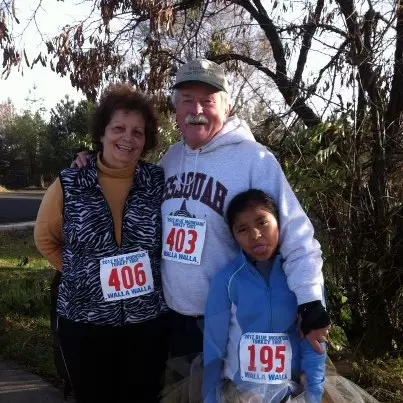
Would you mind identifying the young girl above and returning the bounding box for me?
[203,189,326,403]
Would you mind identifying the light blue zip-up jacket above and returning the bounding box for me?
[203,253,326,403]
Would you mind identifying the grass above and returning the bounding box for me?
[0,230,402,401]
[0,229,60,385]
[351,358,403,402]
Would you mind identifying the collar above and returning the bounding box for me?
[74,155,148,191]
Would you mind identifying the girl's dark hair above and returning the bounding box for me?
[226,189,279,233]
[90,83,158,156]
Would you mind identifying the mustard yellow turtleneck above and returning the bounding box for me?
[34,154,137,271]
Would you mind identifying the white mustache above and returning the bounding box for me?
[185,114,209,125]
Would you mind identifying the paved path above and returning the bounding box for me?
[0,361,65,403]
[0,193,43,224]
[0,221,35,232]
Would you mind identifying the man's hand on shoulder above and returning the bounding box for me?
[71,151,90,168]
[298,300,331,355]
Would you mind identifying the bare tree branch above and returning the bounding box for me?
[306,39,348,97]
[232,0,287,78]
[211,52,276,79]
[293,0,325,86]
[385,0,403,157]
[385,0,403,130]
[211,51,321,126]
[277,23,348,38]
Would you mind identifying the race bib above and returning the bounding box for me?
[162,215,207,265]
[100,251,154,302]
[239,333,292,384]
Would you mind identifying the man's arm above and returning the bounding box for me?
[250,147,323,304]
[34,179,64,271]
[71,150,91,168]
[250,146,330,352]
[203,275,232,403]
[299,301,331,354]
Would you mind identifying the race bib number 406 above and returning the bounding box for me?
[100,251,154,302]
[239,333,292,384]
[162,216,206,265]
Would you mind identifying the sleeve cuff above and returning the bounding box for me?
[294,284,323,305]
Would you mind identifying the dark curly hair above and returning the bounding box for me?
[90,83,158,156]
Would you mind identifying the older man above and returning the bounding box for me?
[160,59,329,358]
[73,59,330,358]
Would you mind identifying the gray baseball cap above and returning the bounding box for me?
[173,59,229,93]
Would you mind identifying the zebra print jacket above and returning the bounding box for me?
[57,156,168,326]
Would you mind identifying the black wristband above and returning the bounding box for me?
[298,300,331,335]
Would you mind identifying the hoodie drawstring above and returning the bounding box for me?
[174,142,202,191]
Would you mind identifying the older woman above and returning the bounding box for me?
[35,84,168,403]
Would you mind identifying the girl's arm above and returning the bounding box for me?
[300,338,326,402]
[203,273,232,403]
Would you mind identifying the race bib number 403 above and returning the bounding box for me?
[239,333,292,384]
[162,216,206,265]
[100,251,154,302]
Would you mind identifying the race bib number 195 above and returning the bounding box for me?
[162,216,206,265]
[100,251,154,302]
[239,333,292,384]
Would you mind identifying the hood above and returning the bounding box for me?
[182,116,256,154]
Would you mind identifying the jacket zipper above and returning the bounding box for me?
[248,260,273,332]
[268,277,272,333]
[98,184,131,327]
[119,197,129,327]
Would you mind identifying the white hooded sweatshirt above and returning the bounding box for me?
[160,116,323,316]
